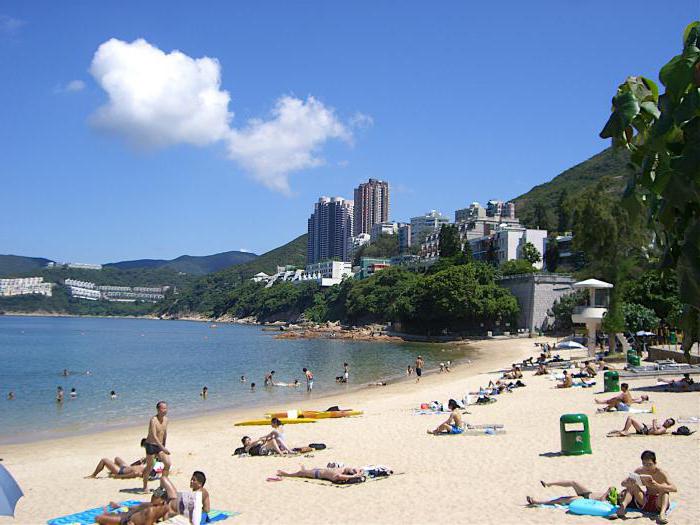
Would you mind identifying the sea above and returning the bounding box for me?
[0,315,471,444]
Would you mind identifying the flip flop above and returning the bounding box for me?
[266,476,283,482]
[540,481,546,488]
[526,496,535,505]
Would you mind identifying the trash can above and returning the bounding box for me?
[627,349,641,367]
[669,332,677,344]
[604,371,620,392]
[560,414,592,455]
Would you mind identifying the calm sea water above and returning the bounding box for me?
[0,316,469,444]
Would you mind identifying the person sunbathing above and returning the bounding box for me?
[95,488,170,525]
[534,363,549,376]
[658,373,695,391]
[241,421,290,456]
[526,479,617,506]
[607,417,675,437]
[86,456,152,479]
[502,365,523,379]
[427,399,464,434]
[573,361,597,378]
[277,465,365,484]
[556,371,573,389]
[595,383,649,411]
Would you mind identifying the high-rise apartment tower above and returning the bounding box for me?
[353,178,389,236]
[307,197,354,264]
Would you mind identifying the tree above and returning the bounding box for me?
[352,234,399,266]
[500,259,536,276]
[438,224,460,258]
[623,269,683,326]
[533,201,551,231]
[600,21,700,359]
[623,303,660,333]
[462,239,473,261]
[520,242,542,265]
[549,290,587,332]
[544,235,559,272]
[557,189,570,233]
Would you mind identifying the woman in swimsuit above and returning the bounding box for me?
[427,399,464,435]
[526,480,617,506]
[86,456,150,479]
[277,465,365,483]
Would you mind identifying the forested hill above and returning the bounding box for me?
[106,250,258,276]
[0,255,55,276]
[512,147,633,230]
[160,234,308,315]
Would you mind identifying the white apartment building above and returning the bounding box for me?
[470,225,547,269]
[65,280,166,302]
[65,279,96,289]
[370,221,398,241]
[0,277,53,297]
[69,286,101,301]
[67,262,103,270]
[410,210,450,245]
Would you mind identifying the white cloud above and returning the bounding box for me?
[66,79,85,92]
[88,38,366,194]
[0,14,24,36]
[89,38,232,148]
[227,96,351,194]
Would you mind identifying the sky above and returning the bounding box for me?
[0,1,696,263]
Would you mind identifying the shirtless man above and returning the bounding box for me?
[142,401,171,492]
[607,417,675,437]
[556,370,573,389]
[614,450,676,523]
[95,488,170,525]
[595,383,649,411]
[160,472,211,523]
[526,479,617,506]
[658,373,695,391]
[415,356,424,383]
[427,399,464,434]
[277,465,365,484]
[86,456,152,479]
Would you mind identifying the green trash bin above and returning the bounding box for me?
[627,349,641,367]
[604,370,620,392]
[560,414,592,455]
[670,332,677,344]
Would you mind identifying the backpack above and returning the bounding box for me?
[672,425,695,436]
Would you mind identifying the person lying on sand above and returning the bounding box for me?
[556,371,573,389]
[160,472,211,522]
[277,465,365,484]
[534,363,549,376]
[658,373,695,391]
[526,479,617,506]
[607,417,675,437]
[595,383,649,411]
[573,361,597,378]
[86,456,157,479]
[612,450,676,523]
[95,488,170,525]
[241,421,291,456]
[502,365,523,379]
[427,399,464,434]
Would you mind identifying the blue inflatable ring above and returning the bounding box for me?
[568,498,616,517]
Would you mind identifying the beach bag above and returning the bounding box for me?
[672,426,695,436]
[233,446,246,456]
[309,443,326,450]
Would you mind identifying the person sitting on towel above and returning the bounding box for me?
[556,370,573,389]
[502,365,523,379]
[161,471,211,523]
[241,421,290,456]
[573,360,597,378]
[427,399,464,435]
[595,383,649,411]
[534,363,549,376]
[616,450,676,523]
[607,417,676,437]
[658,373,695,391]
[277,465,365,484]
[95,487,170,525]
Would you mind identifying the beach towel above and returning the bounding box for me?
[534,500,677,517]
[598,406,655,414]
[677,416,700,424]
[285,471,404,488]
[47,500,142,525]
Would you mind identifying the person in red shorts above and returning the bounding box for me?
[615,450,676,523]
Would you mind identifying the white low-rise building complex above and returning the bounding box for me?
[65,279,168,302]
[0,277,53,297]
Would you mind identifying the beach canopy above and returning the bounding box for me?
[0,464,23,516]
[556,340,586,350]
[573,278,614,289]
[636,331,655,337]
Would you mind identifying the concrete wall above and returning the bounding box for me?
[498,273,575,332]
[648,345,700,364]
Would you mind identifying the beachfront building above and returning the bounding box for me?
[303,260,353,286]
[370,221,398,241]
[307,196,354,264]
[353,178,389,236]
[498,273,576,332]
[0,277,53,297]
[410,210,450,246]
[469,225,547,269]
[354,257,392,280]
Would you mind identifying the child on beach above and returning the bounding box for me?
[303,368,314,391]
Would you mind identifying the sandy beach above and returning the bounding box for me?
[1,336,698,525]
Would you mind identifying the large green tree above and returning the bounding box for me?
[438,224,460,258]
[600,21,700,359]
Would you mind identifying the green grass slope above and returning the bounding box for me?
[161,233,308,316]
[511,147,633,230]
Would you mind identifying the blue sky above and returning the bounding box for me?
[0,1,695,263]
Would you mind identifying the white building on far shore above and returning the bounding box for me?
[0,277,53,297]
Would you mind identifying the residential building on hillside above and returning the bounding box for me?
[0,277,53,297]
[353,178,389,236]
[398,223,412,252]
[307,196,354,264]
[370,221,398,241]
[469,225,547,269]
[65,279,167,302]
[354,257,392,280]
[349,233,371,258]
[410,210,449,245]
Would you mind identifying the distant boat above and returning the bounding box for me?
[210,324,217,328]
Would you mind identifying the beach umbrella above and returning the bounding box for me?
[0,464,23,516]
[636,330,655,337]
[555,341,586,350]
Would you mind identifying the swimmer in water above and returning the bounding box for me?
[8,391,15,400]
[56,386,64,403]
[250,383,256,392]
[200,386,208,399]
[70,387,77,399]
[240,375,247,383]
[110,390,117,399]
[63,369,69,377]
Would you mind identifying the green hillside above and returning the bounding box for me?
[0,255,54,277]
[106,250,258,275]
[511,147,633,230]
[161,234,308,316]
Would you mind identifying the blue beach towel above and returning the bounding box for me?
[47,501,238,525]
[47,500,142,525]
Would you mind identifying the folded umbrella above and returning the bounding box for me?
[0,464,23,516]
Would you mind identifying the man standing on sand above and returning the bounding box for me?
[614,450,676,523]
[303,368,314,392]
[142,401,171,492]
[415,356,424,383]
